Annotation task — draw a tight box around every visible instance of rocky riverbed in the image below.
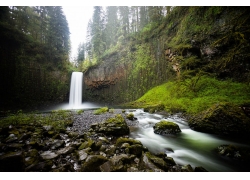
[0,109,209,172]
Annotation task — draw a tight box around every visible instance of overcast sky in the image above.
[62,6,93,61]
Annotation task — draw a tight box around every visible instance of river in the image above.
[128,109,250,172]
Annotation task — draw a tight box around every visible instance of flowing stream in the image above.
[129,109,250,172]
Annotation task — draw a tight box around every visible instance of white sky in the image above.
[62,6,93,61]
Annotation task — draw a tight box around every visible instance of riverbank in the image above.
[0,108,207,172]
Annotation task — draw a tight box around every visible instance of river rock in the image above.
[57,145,75,155]
[90,114,130,136]
[129,144,144,156]
[181,164,193,172]
[0,151,25,171]
[81,155,108,172]
[153,120,181,135]
[78,139,94,150]
[100,154,130,172]
[139,152,165,172]
[77,150,88,161]
[25,160,53,172]
[194,166,208,172]
[188,103,250,137]
[40,151,58,160]
[51,139,65,150]
[5,134,18,143]
[24,149,40,166]
[98,137,109,143]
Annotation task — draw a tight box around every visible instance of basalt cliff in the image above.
[83,7,250,104]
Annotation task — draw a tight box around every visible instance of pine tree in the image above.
[104,6,119,49]
[92,6,105,58]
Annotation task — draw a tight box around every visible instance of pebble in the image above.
[72,109,138,133]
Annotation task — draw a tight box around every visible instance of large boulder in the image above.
[153,120,181,135]
[138,152,166,172]
[81,155,108,172]
[100,154,130,172]
[90,114,130,136]
[188,103,250,137]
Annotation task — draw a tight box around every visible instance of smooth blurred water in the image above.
[128,109,250,172]
[40,102,105,112]
[69,72,83,108]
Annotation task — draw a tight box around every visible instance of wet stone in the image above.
[51,140,65,150]
[40,151,59,160]
[77,150,88,161]
[57,146,75,155]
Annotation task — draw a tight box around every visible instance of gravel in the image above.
[71,109,139,133]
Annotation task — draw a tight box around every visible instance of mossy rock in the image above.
[91,114,130,136]
[153,120,181,135]
[139,152,167,172]
[126,113,134,120]
[81,155,108,172]
[188,102,250,137]
[93,107,109,115]
[78,139,94,150]
[116,137,142,147]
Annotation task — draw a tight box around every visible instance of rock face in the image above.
[90,114,130,136]
[188,103,250,137]
[82,7,250,104]
[153,120,181,135]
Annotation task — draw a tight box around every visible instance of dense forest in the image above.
[0,6,75,111]
[1,6,250,113]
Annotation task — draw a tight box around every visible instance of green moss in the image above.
[76,109,84,115]
[116,137,142,147]
[0,110,73,132]
[130,76,250,114]
[93,107,109,115]
[109,108,114,113]
[154,120,181,135]
[126,113,134,120]
[105,114,124,124]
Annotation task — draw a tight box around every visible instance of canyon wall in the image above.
[83,7,250,104]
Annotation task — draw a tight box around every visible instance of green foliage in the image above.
[109,108,114,113]
[133,76,250,114]
[93,107,109,115]
[80,56,99,73]
[76,109,84,115]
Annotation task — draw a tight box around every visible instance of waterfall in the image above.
[69,72,83,108]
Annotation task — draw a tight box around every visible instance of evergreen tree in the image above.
[104,6,119,49]
[47,6,70,63]
[85,19,93,60]
[92,6,105,58]
[77,42,85,63]
[119,6,130,37]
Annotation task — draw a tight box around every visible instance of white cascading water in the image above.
[69,72,83,109]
